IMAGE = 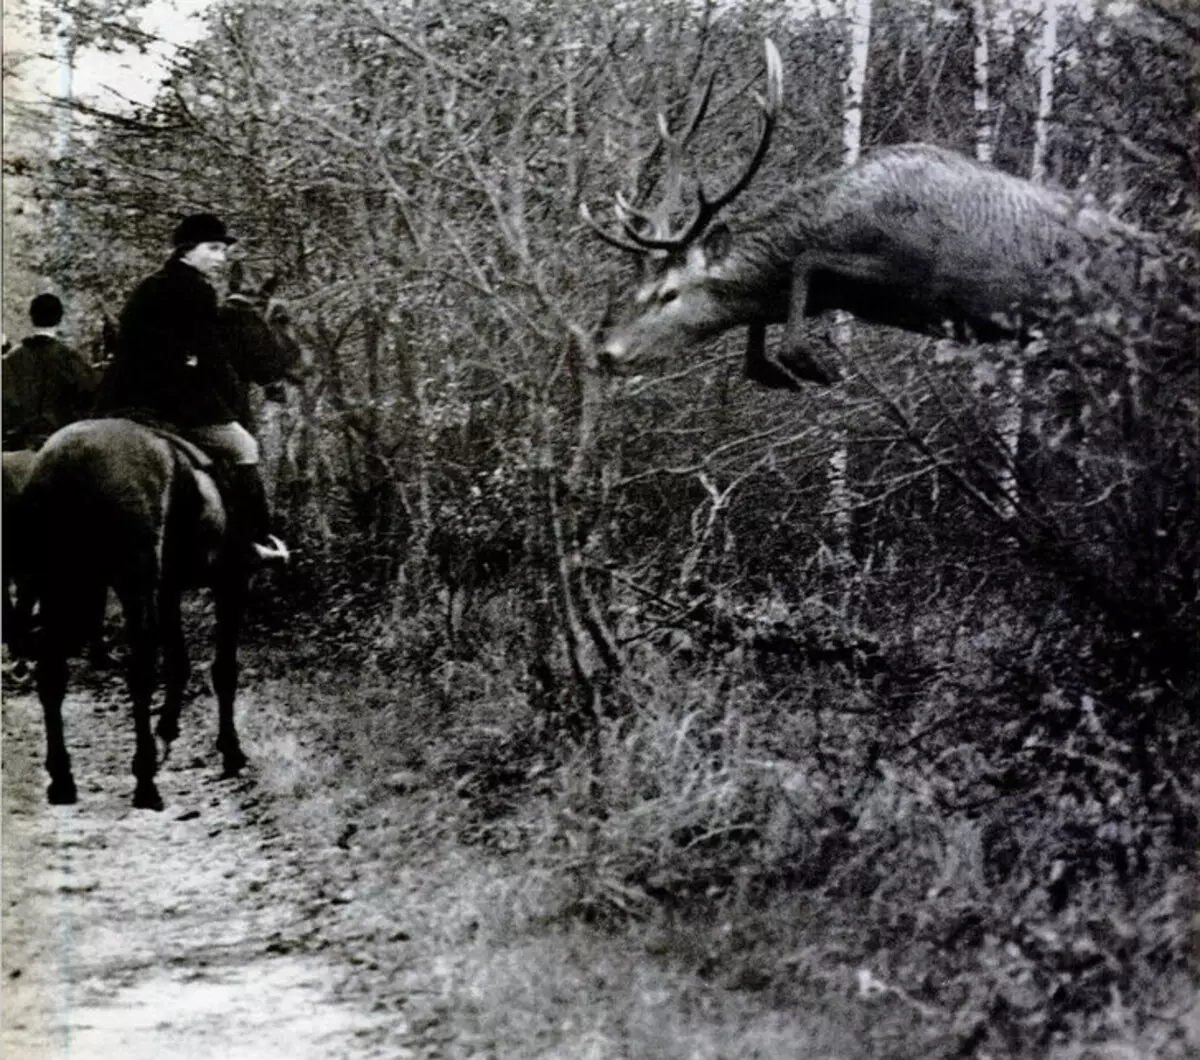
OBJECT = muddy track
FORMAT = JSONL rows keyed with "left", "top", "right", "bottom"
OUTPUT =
{"left": 2, "top": 668, "right": 388, "bottom": 1060}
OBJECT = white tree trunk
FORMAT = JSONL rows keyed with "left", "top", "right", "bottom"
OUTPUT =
{"left": 829, "top": 0, "right": 873, "bottom": 560}
{"left": 971, "top": 0, "right": 993, "bottom": 165}
{"left": 843, "top": 0, "right": 873, "bottom": 168}
{"left": 998, "top": 0, "right": 1057, "bottom": 518}
{"left": 1030, "top": 0, "right": 1059, "bottom": 184}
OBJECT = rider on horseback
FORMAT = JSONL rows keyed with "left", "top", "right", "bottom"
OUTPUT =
{"left": 96, "top": 213, "right": 289, "bottom": 564}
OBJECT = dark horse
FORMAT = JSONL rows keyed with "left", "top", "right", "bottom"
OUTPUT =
{"left": 3, "top": 317, "right": 118, "bottom": 658}
{"left": 2, "top": 449, "right": 38, "bottom": 656}
{"left": 13, "top": 269, "right": 304, "bottom": 809}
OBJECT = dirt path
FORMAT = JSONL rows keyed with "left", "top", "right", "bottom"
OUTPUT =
{"left": 2, "top": 671, "right": 386, "bottom": 1060}
{"left": 3, "top": 663, "right": 860, "bottom": 1060}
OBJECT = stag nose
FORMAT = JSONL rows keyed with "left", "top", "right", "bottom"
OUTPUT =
{"left": 597, "top": 338, "right": 631, "bottom": 374}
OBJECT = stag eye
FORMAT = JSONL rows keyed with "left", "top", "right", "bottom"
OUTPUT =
{"left": 658, "top": 288, "right": 679, "bottom": 307}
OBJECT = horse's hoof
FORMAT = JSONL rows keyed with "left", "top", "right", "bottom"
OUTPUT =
{"left": 133, "top": 784, "right": 164, "bottom": 811}
{"left": 156, "top": 717, "right": 180, "bottom": 744}
{"left": 220, "top": 748, "right": 249, "bottom": 777}
{"left": 47, "top": 778, "right": 78, "bottom": 805}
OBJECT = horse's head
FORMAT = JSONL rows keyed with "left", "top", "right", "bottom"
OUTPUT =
{"left": 220, "top": 264, "right": 308, "bottom": 386}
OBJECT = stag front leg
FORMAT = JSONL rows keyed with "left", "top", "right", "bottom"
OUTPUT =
{"left": 775, "top": 265, "right": 839, "bottom": 386}
{"left": 744, "top": 322, "right": 804, "bottom": 389}
{"left": 211, "top": 566, "right": 248, "bottom": 777}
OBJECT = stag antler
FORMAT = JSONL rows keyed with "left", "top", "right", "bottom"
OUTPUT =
{"left": 579, "top": 70, "right": 715, "bottom": 254}
{"left": 581, "top": 39, "right": 783, "bottom": 256}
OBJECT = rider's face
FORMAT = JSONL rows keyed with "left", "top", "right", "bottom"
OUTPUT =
{"left": 181, "top": 240, "right": 229, "bottom": 280}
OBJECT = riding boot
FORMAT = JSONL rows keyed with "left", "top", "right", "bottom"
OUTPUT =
{"left": 228, "top": 464, "right": 289, "bottom": 564}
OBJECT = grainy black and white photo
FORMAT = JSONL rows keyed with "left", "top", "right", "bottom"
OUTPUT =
{"left": 2, "top": 0, "right": 1197, "bottom": 1056}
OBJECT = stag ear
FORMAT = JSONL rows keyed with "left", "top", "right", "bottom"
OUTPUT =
{"left": 261, "top": 273, "right": 280, "bottom": 299}
{"left": 228, "top": 261, "right": 245, "bottom": 294}
{"left": 702, "top": 223, "right": 732, "bottom": 265}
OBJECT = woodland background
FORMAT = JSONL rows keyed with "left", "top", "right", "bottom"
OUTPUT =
{"left": 3, "top": 1, "right": 1198, "bottom": 1057}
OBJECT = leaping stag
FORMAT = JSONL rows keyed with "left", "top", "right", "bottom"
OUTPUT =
{"left": 581, "top": 40, "right": 1147, "bottom": 389}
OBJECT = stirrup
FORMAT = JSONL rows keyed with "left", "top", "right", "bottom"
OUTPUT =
{"left": 251, "top": 534, "right": 290, "bottom": 565}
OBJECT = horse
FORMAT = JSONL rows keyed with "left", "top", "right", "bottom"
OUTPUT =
{"left": 16, "top": 270, "right": 304, "bottom": 809}
{"left": 2, "top": 449, "right": 38, "bottom": 656}
{"left": 4, "top": 317, "right": 117, "bottom": 659}
{"left": 221, "top": 264, "right": 308, "bottom": 422}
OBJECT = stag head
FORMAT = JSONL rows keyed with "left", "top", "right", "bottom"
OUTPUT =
{"left": 582, "top": 40, "right": 784, "bottom": 373}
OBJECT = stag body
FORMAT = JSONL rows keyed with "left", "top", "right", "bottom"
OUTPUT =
{"left": 586, "top": 43, "right": 1142, "bottom": 388}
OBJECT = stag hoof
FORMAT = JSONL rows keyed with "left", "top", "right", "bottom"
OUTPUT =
{"left": 774, "top": 346, "right": 838, "bottom": 387}
{"left": 746, "top": 362, "right": 807, "bottom": 390}
{"left": 133, "top": 781, "right": 164, "bottom": 811}
{"left": 47, "top": 776, "right": 78, "bottom": 805}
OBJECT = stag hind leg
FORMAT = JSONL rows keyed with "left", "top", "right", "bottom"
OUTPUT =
{"left": 211, "top": 565, "right": 249, "bottom": 777}
{"left": 748, "top": 264, "right": 840, "bottom": 388}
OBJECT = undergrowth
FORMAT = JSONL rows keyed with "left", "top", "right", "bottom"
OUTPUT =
{"left": 275, "top": 568, "right": 1199, "bottom": 1060}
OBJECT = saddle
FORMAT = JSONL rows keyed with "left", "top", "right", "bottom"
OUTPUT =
{"left": 137, "top": 424, "right": 232, "bottom": 525}
{"left": 129, "top": 420, "right": 288, "bottom": 565}
{"left": 145, "top": 426, "right": 214, "bottom": 470}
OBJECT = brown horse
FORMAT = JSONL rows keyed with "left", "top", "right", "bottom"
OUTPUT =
{"left": 2, "top": 449, "right": 38, "bottom": 656}
{"left": 16, "top": 273, "right": 303, "bottom": 809}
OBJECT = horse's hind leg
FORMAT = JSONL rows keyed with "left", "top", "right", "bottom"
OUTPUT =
{"left": 118, "top": 574, "right": 163, "bottom": 811}
{"left": 211, "top": 570, "right": 248, "bottom": 777}
{"left": 156, "top": 587, "right": 188, "bottom": 749}
{"left": 35, "top": 578, "right": 101, "bottom": 804}
{"left": 36, "top": 647, "right": 76, "bottom": 805}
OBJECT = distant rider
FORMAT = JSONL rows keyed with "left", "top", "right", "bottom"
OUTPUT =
{"left": 2, "top": 293, "right": 98, "bottom": 450}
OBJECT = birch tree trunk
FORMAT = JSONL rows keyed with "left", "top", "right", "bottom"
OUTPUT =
{"left": 52, "top": 7, "right": 77, "bottom": 302}
{"left": 1030, "top": 0, "right": 1059, "bottom": 185}
{"left": 998, "top": 0, "right": 1057, "bottom": 517}
{"left": 971, "top": 0, "right": 993, "bottom": 166}
{"left": 828, "top": 0, "right": 873, "bottom": 561}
